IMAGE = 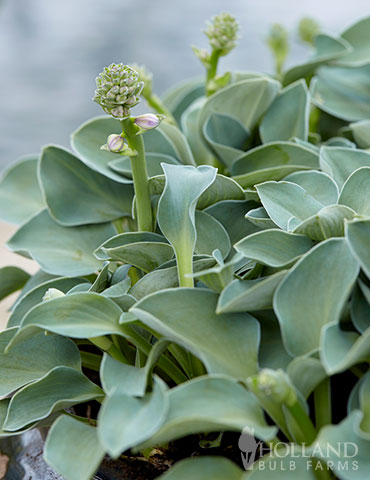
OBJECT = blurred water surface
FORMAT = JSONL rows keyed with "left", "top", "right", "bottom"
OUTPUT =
{"left": 1, "top": 0, "right": 370, "bottom": 166}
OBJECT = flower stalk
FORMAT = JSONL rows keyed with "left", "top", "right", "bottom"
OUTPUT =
{"left": 121, "top": 117, "right": 153, "bottom": 232}
{"left": 192, "top": 12, "right": 239, "bottom": 96}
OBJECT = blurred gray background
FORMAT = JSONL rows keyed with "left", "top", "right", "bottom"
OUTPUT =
{"left": 1, "top": 0, "right": 370, "bottom": 168}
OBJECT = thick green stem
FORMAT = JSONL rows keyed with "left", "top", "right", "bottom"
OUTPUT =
{"left": 121, "top": 118, "right": 153, "bottom": 232}
{"left": 177, "top": 251, "right": 194, "bottom": 288}
{"left": 287, "top": 400, "right": 317, "bottom": 445}
{"left": 205, "top": 49, "right": 221, "bottom": 96}
{"left": 314, "top": 378, "right": 332, "bottom": 430}
{"left": 146, "top": 94, "right": 177, "bottom": 126}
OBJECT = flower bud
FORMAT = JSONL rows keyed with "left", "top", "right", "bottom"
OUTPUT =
{"left": 93, "top": 63, "right": 144, "bottom": 119}
{"left": 133, "top": 113, "right": 164, "bottom": 132}
{"left": 191, "top": 46, "right": 211, "bottom": 67}
{"left": 204, "top": 12, "right": 239, "bottom": 56}
{"left": 298, "top": 17, "right": 320, "bottom": 45}
{"left": 247, "top": 368, "right": 297, "bottom": 407}
{"left": 43, "top": 288, "right": 65, "bottom": 302}
{"left": 106, "top": 134, "right": 126, "bottom": 153}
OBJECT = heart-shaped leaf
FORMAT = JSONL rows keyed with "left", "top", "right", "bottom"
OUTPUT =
{"left": 283, "top": 170, "right": 339, "bottom": 206}
{"left": 0, "top": 328, "right": 80, "bottom": 396}
{"left": 256, "top": 181, "right": 323, "bottom": 231}
{"left": 245, "top": 207, "right": 278, "bottom": 230}
{"left": 98, "top": 377, "right": 168, "bottom": 458}
{"left": 293, "top": 205, "right": 356, "bottom": 241}
{"left": 309, "top": 411, "right": 370, "bottom": 478}
{"left": 287, "top": 356, "right": 326, "bottom": 399}
{"left": 3, "top": 366, "right": 103, "bottom": 431}
{"left": 44, "top": 415, "right": 105, "bottom": 480}
{"left": 95, "top": 232, "right": 174, "bottom": 273}
{"left": 321, "top": 322, "right": 370, "bottom": 374}
{"left": 206, "top": 200, "right": 260, "bottom": 244}
{"left": 7, "top": 292, "right": 123, "bottom": 350}
{"left": 348, "top": 120, "right": 370, "bottom": 149}
{"left": 0, "top": 266, "right": 30, "bottom": 301}
{"left": 100, "top": 340, "right": 171, "bottom": 397}
{"left": 339, "top": 167, "right": 370, "bottom": 215}
{"left": 311, "top": 65, "right": 370, "bottom": 121}
{"left": 194, "top": 210, "right": 231, "bottom": 259}
{"left": 260, "top": 80, "right": 310, "bottom": 143}
{"left": 283, "top": 33, "right": 352, "bottom": 85}
{"left": 203, "top": 113, "right": 249, "bottom": 168}
{"left": 39, "top": 146, "right": 134, "bottom": 225}
{"left": 0, "top": 156, "right": 45, "bottom": 225}
{"left": 8, "top": 276, "right": 86, "bottom": 327}
{"left": 137, "top": 375, "right": 276, "bottom": 449}
{"left": 320, "top": 146, "right": 370, "bottom": 189}
{"left": 217, "top": 271, "right": 287, "bottom": 313}
{"left": 199, "top": 77, "right": 280, "bottom": 130}
{"left": 131, "top": 288, "right": 260, "bottom": 379}
{"left": 337, "top": 16, "right": 370, "bottom": 67}
{"left": 274, "top": 238, "right": 359, "bottom": 356}
{"left": 7, "top": 210, "right": 115, "bottom": 276}
{"left": 235, "top": 229, "right": 313, "bottom": 268}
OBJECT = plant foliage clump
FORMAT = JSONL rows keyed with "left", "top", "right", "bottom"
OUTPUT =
{"left": 1, "top": 11, "right": 370, "bottom": 480}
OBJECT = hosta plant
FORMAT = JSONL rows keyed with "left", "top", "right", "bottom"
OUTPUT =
{"left": 1, "top": 11, "right": 370, "bottom": 480}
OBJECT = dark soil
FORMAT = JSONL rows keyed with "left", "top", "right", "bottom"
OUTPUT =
{"left": 96, "top": 432, "right": 244, "bottom": 480}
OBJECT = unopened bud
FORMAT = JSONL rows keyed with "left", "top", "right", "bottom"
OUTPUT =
{"left": 134, "top": 113, "right": 164, "bottom": 132}
{"left": 43, "top": 288, "right": 65, "bottom": 302}
{"left": 247, "top": 368, "right": 297, "bottom": 407}
{"left": 108, "top": 134, "right": 125, "bottom": 152}
{"left": 298, "top": 17, "right": 320, "bottom": 45}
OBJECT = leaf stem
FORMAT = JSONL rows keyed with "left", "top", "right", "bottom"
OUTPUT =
{"left": 314, "top": 378, "right": 332, "bottom": 430}
{"left": 121, "top": 118, "right": 153, "bottom": 232}
{"left": 121, "top": 326, "right": 188, "bottom": 385}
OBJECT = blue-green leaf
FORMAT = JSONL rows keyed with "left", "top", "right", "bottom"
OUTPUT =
{"left": 0, "top": 156, "right": 45, "bottom": 225}
{"left": 260, "top": 80, "right": 310, "bottom": 143}
{"left": 131, "top": 288, "right": 260, "bottom": 379}
{"left": 44, "top": 415, "right": 105, "bottom": 480}
{"left": 274, "top": 238, "right": 359, "bottom": 356}
{"left": 235, "top": 229, "right": 313, "bottom": 268}
{"left": 7, "top": 210, "right": 115, "bottom": 276}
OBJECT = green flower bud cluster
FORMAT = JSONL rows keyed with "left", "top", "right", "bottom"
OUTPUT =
{"left": 267, "top": 24, "right": 289, "bottom": 76}
{"left": 204, "top": 12, "right": 239, "bottom": 56}
{"left": 93, "top": 64, "right": 144, "bottom": 119}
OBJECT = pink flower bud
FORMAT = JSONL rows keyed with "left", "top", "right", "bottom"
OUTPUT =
{"left": 107, "top": 134, "right": 125, "bottom": 152}
{"left": 134, "top": 113, "right": 163, "bottom": 131}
